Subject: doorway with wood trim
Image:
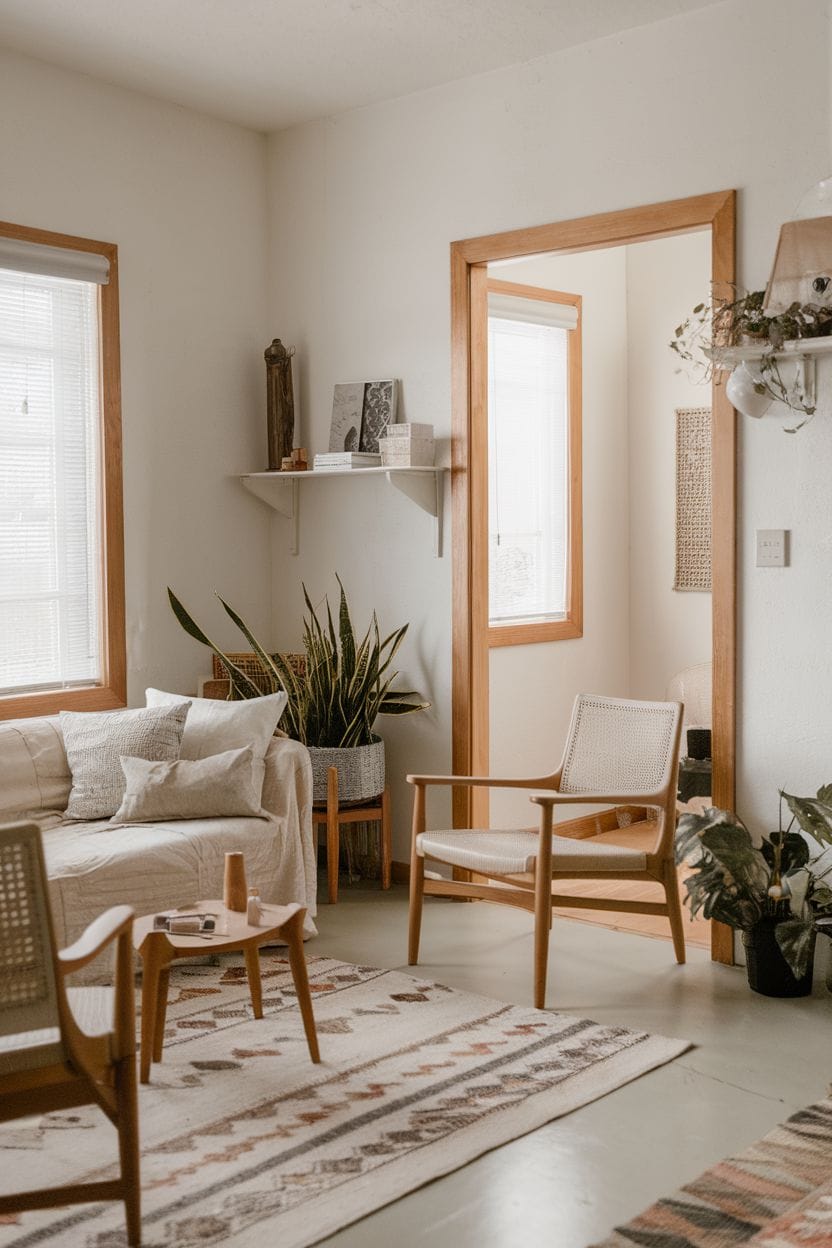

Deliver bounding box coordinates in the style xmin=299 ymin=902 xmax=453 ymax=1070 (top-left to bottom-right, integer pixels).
xmin=450 ymin=192 xmax=736 ymax=963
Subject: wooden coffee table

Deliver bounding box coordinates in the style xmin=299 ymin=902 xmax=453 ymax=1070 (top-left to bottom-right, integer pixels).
xmin=133 ymin=900 xmax=320 ymax=1083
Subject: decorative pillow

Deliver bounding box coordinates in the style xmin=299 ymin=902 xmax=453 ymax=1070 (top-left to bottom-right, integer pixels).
xmin=145 ymin=688 xmax=287 ymax=798
xmin=113 ymin=747 xmax=263 ymax=822
xmin=60 ymin=704 xmax=190 ymax=821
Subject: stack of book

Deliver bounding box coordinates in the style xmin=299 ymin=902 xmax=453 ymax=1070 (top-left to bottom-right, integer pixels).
xmin=312 ymin=452 xmax=382 ymax=471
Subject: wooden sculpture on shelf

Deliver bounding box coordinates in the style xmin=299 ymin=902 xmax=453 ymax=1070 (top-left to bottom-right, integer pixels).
xmin=264 ymin=338 xmax=295 ymax=469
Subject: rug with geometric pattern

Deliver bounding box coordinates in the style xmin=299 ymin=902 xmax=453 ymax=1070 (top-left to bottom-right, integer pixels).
xmin=592 ymin=1098 xmax=832 ymax=1248
xmin=0 ymin=955 xmax=690 ymax=1247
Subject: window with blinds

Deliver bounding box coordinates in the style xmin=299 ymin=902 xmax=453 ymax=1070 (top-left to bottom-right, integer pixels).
xmin=0 ymin=256 xmax=104 ymax=696
xmin=487 ymin=285 xmax=580 ymax=635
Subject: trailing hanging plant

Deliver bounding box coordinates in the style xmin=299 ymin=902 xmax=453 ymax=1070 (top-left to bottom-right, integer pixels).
xmin=670 ymin=286 xmax=832 ymax=431
xmin=676 ymin=787 xmax=832 ymax=978
xmin=168 ymin=577 xmax=430 ymax=748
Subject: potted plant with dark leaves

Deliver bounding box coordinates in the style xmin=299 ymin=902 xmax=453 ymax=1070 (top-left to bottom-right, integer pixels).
xmin=168 ymin=577 xmax=430 ymax=803
xmin=676 ymin=787 xmax=832 ymax=996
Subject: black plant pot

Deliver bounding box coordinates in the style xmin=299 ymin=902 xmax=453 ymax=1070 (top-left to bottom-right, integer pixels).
xmin=743 ymin=917 xmax=814 ymax=998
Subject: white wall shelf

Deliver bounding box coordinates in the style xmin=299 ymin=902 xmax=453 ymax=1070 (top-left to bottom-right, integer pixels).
xmin=241 ymin=466 xmax=448 ymax=557
xmin=707 ymin=335 xmax=832 ymax=368
xmin=707 ymin=336 xmax=832 ymax=412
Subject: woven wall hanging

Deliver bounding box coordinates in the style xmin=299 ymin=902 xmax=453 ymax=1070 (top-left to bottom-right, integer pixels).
xmin=674 ymin=406 xmax=711 ymax=592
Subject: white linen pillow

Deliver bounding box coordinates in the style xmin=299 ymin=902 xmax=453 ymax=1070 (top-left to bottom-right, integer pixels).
xmin=145 ymin=688 xmax=287 ymax=798
xmin=113 ymin=746 xmax=263 ymax=822
xmin=60 ymin=704 xmax=190 ymax=821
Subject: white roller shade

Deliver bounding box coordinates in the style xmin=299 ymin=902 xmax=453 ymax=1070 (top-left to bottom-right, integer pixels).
xmin=488 ymin=290 xmax=577 ymax=330
xmin=0 ymin=265 xmax=103 ymax=695
xmin=0 ymin=238 xmax=109 ymax=285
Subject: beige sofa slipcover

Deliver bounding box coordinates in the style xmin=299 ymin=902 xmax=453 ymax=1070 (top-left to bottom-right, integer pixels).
xmin=0 ymin=715 xmax=317 ymax=974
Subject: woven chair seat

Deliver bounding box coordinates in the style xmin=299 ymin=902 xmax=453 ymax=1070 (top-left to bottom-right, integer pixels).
xmin=66 ymin=987 xmax=114 ymax=1038
xmin=417 ymin=829 xmax=647 ymax=875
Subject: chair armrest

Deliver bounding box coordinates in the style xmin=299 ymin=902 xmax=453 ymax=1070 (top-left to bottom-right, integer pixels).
xmin=530 ymin=791 xmax=664 ymax=809
xmin=408 ymin=772 xmax=558 ymax=790
xmin=58 ymin=905 xmax=135 ymax=975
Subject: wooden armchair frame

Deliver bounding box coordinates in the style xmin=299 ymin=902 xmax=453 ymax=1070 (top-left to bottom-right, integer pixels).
xmin=0 ymin=823 xmax=140 ymax=1243
xmin=407 ymin=697 xmax=684 ymax=1008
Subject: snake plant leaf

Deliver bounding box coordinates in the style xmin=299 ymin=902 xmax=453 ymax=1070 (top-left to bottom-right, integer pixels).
xmin=379 ymin=698 xmax=431 ymax=714
xmin=216 ymin=595 xmax=282 ymax=688
xmin=781 ymin=789 xmax=832 ymax=849
xmin=167 ymin=589 xmax=262 ymax=699
xmin=775 ymin=917 xmax=816 ymax=978
xmin=336 ymin=574 xmax=356 ymax=678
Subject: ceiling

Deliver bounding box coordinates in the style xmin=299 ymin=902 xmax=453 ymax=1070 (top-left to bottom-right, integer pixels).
xmin=0 ymin=0 xmax=721 ymax=132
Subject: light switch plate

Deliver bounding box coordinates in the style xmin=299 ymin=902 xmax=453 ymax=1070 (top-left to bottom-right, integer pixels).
xmin=756 ymin=529 xmax=787 ymax=567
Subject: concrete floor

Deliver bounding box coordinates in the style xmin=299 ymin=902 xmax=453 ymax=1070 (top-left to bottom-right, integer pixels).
xmin=308 ymin=880 xmax=832 ymax=1248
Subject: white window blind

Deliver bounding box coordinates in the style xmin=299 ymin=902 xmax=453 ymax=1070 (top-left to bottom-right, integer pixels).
xmin=488 ymin=299 xmax=572 ymax=627
xmin=0 ymin=265 xmax=103 ymax=695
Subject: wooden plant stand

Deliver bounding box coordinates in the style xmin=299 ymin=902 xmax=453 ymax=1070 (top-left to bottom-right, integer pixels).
xmin=311 ymin=765 xmax=391 ymax=904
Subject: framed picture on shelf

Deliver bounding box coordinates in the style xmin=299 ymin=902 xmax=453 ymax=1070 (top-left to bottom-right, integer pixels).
xmin=360 ymin=380 xmax=398 ymax=452
xmin=329 ymin=382 xmax=365 ymax=452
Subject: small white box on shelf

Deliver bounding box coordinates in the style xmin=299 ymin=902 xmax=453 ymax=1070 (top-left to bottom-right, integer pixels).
xmin=378 ymin=435 xmax=435 ymax=467
xmin=384 ymin=422 xmax=434 ymax=440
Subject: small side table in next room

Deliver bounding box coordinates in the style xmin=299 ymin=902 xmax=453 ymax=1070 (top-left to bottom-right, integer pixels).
xmin=133 ymin=900 xmax=320 ymax=1083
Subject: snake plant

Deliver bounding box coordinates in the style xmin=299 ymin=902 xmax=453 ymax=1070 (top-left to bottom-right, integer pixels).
xmin=168 ymin=577 xmax=429 ymax=748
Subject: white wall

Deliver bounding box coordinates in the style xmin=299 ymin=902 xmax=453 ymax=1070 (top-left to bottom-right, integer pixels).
xmin=266 ymin=0 xmax=832 ymax=859
xmin=0 ymin=47 xmax=272 ymax=703
xmin=486 ymin=249 xmax=630 ymax=827
xmin=626 ymin=231 xmax=713 ymax=703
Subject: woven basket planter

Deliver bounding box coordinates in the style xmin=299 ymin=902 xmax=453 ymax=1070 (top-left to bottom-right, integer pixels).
xmin=307 ymin=736 xmax=385 ymax=805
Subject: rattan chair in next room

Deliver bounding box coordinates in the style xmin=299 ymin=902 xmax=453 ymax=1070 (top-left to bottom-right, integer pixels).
xmin=0 ymin=822 xmax=140 ymax=1243
xmin=407 ymin=694 xmax=685 ymax=1008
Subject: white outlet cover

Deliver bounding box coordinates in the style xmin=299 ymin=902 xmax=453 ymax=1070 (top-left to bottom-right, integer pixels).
xmin=756 ymin=529 xmax=787 ymax=567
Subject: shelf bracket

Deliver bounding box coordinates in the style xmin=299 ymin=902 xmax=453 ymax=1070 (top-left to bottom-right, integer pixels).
xmin=241 ymin=475 xmax=299 ymax=554
xmin=386 ymin=469 xmax=444 ymax=556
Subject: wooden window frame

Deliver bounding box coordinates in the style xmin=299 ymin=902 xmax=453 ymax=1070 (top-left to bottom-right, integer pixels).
xmin=0 ymin=220 xmax=125 ymax=720
xmin=485 ymin=277 xmax=582 ymax=648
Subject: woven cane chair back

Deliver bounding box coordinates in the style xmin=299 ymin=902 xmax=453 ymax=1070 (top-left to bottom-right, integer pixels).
xmin=0 ymin=823 xmax=63 ymax=1055
xmin=558 ymin=695 xmax=681 ymax=796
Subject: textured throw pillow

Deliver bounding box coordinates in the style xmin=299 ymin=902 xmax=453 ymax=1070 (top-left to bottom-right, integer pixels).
xmin=60 ymin=704 xmax=190 ymax=821
xmin=145 ymin=688 xmax=287 ymax=799
xmin=113 ymin=746 xmax=263 ymax=822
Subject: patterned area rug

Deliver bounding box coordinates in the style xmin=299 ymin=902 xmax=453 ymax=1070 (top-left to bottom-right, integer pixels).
xmin=0 ymin=955 xmax=689 ymax=1247
xmin=593 ymin=1098 xmax=832 ymax=1248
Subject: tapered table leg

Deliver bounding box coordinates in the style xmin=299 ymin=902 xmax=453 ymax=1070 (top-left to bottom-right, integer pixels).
xmin=285 ymin=914 xmax=321 ymax=1063
xmin=244 ymin=945 xmax=264 ymax=1019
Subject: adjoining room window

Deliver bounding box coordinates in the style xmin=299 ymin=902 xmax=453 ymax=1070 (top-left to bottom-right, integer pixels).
xmin=487 ymin=279 xmax=582 ymax=646
xmin=0 ymin=222 xmax=124 ymax=717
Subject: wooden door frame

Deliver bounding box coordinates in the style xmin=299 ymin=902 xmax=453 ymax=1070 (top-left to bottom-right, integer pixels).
xmin=450 ymin=190 xmax=736 ymax=964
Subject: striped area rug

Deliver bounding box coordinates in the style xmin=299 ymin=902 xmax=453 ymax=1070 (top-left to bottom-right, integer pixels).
xmin=594 ymin=1099 xmax=832 ymax=1248
xmin=0 ymin=954 xmax=688 ymax=1247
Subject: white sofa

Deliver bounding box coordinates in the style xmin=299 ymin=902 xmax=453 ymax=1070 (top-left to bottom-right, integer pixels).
xmin=0 ymin=714 xmax=318 ymax=966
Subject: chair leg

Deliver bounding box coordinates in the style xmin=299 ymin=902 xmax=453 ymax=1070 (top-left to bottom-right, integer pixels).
xmin=326 ymin=766 xmax=340 ymax=904
xmin=380 ymin=786 xmax=392 ymax=890
xmin=664 ymin=861 xmax=686 ymax=964
xmin=533 ymin=866 xmax=551 ymax=1009
xmin=408 ymin=782 xmax=426 ymax=965
xmin=115 ymin=1054 xmax=141 ymax=1246
xmin=533 ymin=803 xmax=553 ymax=1009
